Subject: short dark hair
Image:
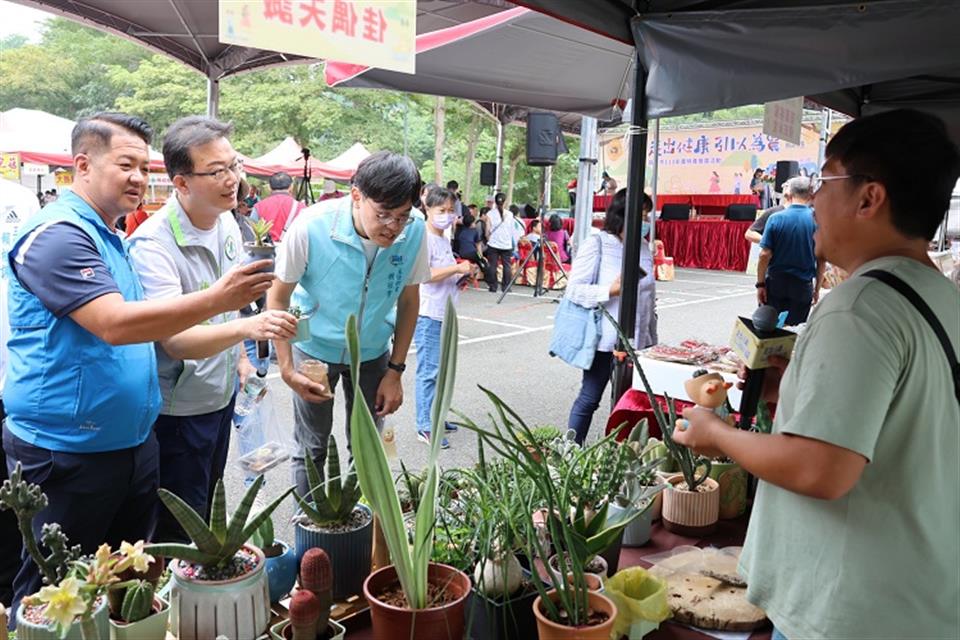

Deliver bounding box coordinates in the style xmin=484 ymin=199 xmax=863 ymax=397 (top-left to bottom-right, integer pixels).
xmin=826 ymin=109 xmax=960 ymax=240
xmin=423 ymin=184 xmax=454 ymax=209
xmin=71 ymin=112 xmax=153 ymax=156
xmin=352 ymin=150 xmax=421 ymax=210
xmin=602 ymin=189 xmax=653 ymax=236
xmin=480 ymin=206 xmax=491 ymax=216
xmin=468 ymin=204 xmax=478 ymax=211
xmin=462 ymin=213 xmax=475 ymax=226
xmin=509 ymin=204 xmax=519 ymax=215
xmin=549 ymin=214 xmax=563 ymax=232
xmin=530 ymin=219 xmax=541 ymax=230
xmin=269 ymin=172 xmax=293 ymax=191
xmin=163 ymin=116 xmax=233 ymax=179
xmin=446 ymin=180 xmax=459 ymax=190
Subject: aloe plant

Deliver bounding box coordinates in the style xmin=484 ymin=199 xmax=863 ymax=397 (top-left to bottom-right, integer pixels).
xmin=295 ymin=434 xmax=362 ymax=526
xmin=146 ymin=476 xmax=293 ymax=569
xmin=599 ymin=306 xmax=712 ymax=490
xmin=347 ymin=300 xmax=458 ymax=609
xmin=249 ymin=218 xmax=274 ymax=246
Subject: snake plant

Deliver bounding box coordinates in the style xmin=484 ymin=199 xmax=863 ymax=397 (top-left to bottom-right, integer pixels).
xmin=295 ymin=434 xmax=363 ymax=525
xmin=146 ymin=476 xmax=293 ymax=569
xmin=249 ymin=218 xmax=274 ymax=246
xmin=348 ymin=300 xmax=458 ymax=609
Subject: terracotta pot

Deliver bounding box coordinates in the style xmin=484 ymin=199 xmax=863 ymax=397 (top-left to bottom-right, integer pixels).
xmin=532 ymin=589 xmax=617 ymax=640
xmin=364 ymin=562 xmax=471 ymax=640
xmin=709 ymin=461 xmax=748 ymax=519
xmin=661 ymin=475 xmax=720 ymax=536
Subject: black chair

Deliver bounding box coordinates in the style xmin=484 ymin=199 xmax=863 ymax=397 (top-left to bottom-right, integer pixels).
xmin=725 ymin=203 xmax=758 ymax=221
xmin=660 ymin=203 xmax=691 ymax=220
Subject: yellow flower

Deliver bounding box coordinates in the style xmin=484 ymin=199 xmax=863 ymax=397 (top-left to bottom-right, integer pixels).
xmin=120 ymin=540 xmax=154 ymax=574
xmin=36 ymin=577 xmax=87 ymax=632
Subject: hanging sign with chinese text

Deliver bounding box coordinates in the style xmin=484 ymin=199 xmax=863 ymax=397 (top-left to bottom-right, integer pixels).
xmin=0 ymin=153 xmax=20 ymax=181
xmin=219 ymin=0 xmax=416 ymax=74
xmin=763 ymin=97 xmax=803 ymax=145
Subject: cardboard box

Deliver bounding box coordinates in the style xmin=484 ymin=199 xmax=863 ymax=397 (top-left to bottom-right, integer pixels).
xmin=730 ymin=316 xmax=797 ymax=369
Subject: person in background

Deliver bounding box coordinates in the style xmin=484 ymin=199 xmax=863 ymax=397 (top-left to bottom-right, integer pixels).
xmin=757 ymin=176 xmax=823 ymax=324
xmin=544 ymin=213 xmax=571 ymax=263
xmin=124 ymin=199 xmax=151 ymax=236
xmin=3 ymin=112 xmax=271 ymax=616
xmin=745 ymin=181 xmax=790 ymax=244
xmin=253 ymin=172 xmax=305 ymax=242
xmin=674 ymin=109 xmax=959 ymax=640
xmin=454 ymin=212 xmax=484 ymax=267
xmin=750 ymin=168 xmax=765 ymax=198
xmin=414 ymin=185 xmax=476 ymax=448
xmin=483 ymin=192 xmax=516 ymax=292
xmin=477 ymin=205 xmax=490 ymax=245
xmin=128 ymin=116 xmax=298 ymax=543
xmin=565 ymin=190 xmax=656 ymax=445
xmin=523 ymin=219 xmax=542 ymax=245
xmin=319 ymin=179 xmax=344 ymax=202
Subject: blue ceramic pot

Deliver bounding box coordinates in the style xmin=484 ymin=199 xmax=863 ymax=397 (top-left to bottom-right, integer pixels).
xmin=295 ymin=504 xmax=373 ymax=600
xmin=264 ymin=540 xmax=298 ymax=603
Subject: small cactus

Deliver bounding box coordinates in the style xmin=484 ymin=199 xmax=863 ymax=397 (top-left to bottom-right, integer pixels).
xmin=299 ymin=548 xmax=332 ymax=632
xmin=288 ymin=589 xmax=320 ymax=640
xmin=120 ymin=580 xmax=155 ymax=623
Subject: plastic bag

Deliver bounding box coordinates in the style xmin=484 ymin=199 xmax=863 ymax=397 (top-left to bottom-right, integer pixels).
xmin=605 ymin=566 xmax=671 ymax=639
xmin=233 ymin=382 xmax=295 ymax=476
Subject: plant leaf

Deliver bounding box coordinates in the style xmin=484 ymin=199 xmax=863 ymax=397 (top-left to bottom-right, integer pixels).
xmin=156 ymin=488 xmax=220 ymax=556
xmin=210 ymin=480 xmax=227 ymax=544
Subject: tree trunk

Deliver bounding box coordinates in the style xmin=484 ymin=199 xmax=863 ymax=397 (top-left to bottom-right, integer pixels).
xmin=506 ymin=153 xmax=523 ymax=208
xmin=462 ymin=115 xmax=480 ymax=205
xmin=433 ymin=96 xmax=446 ymax=184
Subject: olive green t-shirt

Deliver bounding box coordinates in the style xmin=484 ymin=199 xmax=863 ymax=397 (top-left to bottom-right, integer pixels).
xmin=739 ymin=256 xmax=960 ymax=639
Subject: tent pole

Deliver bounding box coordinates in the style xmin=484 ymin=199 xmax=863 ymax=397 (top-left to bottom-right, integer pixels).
xmin=572 ymin=116 xmax=598 ymax=254
xmin=611 ymin=57 xmax=648 ymax=406
xmin=495 ymin=108 xmax=505 ymax=193
xmin=817 ymin=107 xmax=832 ymax=170
xmin=206 ymin=74 xmax=220 ymax=119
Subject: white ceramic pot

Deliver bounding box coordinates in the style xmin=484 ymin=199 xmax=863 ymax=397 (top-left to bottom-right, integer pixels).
xmin=168 ymin=545 xmax=270 ymax=640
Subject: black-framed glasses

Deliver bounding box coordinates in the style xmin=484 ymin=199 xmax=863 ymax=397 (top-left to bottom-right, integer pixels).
xmin=186 ymin=159 xmax=244 ymax=182
xmin=812 ymin=174 xmax=872 ymax=194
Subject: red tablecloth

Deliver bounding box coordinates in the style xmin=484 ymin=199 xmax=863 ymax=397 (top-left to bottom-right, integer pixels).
xmin=594 ymin=194 xmax=614 ymax=212
xmin=655 ymin=219 xmax=751 ymax=271
xmin=657 ymin=194 xmax=759 ymax=217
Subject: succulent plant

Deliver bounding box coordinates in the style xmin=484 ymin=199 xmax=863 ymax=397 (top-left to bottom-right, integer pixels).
xmin=249 ymin=218 xmax=274 ymax=247
xmin=0 ymin=462 xmax=81 ymax=586
xmin=299 ymin=548 xmax=332 ymax=632
xmin=146 ymin=476 xmax=293 ymax=569
xmin=288 ymin=589 xmax=320 ymax=640
xmin=295 ymin=434 xmax=362 ymax=526
xmin=119 ymin=579 xmax=155 ymax=623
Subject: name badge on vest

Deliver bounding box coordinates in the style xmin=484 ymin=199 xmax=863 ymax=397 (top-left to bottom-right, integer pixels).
xmin=390 ymin=255 xmax=404 ymax=267
xmin=224 ymin=235 xmax=237 ymax=261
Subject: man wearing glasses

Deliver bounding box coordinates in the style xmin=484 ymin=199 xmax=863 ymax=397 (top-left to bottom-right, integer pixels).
xmin=128 ymin=116 xmax=298 ymax=542
xmin=3 ymin=112 xmax=274 ymax=612
xmin=675 ymin=110 xmax=960 ymax=639
xmin=268 ymin=151 xmax=429 ymax=498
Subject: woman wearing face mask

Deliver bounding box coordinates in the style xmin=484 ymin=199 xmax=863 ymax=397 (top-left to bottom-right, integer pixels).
xmin=414 ymin=185 xmax=477 ymax=448
xmin=563 ymin=188 xmax=657 ymax=445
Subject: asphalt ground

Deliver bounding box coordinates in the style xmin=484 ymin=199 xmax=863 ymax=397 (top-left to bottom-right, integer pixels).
xmin=222 ymin=267 xmax=760 ymax=544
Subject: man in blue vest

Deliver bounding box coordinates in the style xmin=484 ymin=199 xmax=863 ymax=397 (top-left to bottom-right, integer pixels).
xmin=267 ymin=151 xmax=430 ymax=497
xmin=2 ymin=112 xmax=274 ymax=612
xmin=129 ymin=116 xmax=298 ymax=543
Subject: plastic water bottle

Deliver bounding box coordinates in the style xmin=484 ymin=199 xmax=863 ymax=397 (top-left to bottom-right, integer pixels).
xmin=234 ymin=372 xmax=267 ymax=417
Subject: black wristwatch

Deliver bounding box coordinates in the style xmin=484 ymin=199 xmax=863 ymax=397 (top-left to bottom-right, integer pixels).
xmin=387 ymin=361 xmax=406 ymax=373
xmin=755 ymin=282 xmax=766 ymax=289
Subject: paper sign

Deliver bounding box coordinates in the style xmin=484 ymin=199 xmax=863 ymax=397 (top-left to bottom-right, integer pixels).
xmin=219 ymin=0 xmax=416 ymax=74
xmin=0 ymin=153 xmax=20 ymax=181
xmin=763 ymin=97 xmax=803 ymax=146
xmin=22 ymin=162 xmax=48 ymax=177
xmin=54 ymin=171 xmax=73 ymax=187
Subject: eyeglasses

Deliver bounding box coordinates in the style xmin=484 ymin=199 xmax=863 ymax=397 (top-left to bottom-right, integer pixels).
xmin=812 ymin=174 xmax=872 ymax=194
xmin=186 ymin=159 xmax=244 ymax=182
xmin=375 ymin=212 xmax=413 ymax=228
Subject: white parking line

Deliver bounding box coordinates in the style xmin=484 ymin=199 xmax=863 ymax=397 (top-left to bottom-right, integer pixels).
xmin=458 ymin=315 xmax=530 ymax=330
xmin=458 ymin=325 xmax=554 ymax=346
xmin=670 ymin=278 xmax=753 ymax=287
xmin=658 ymin=290 xmax=754 ymax=309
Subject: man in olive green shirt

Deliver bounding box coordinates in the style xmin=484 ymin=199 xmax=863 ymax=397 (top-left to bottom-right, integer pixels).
xmin=674 ymin=110 xmax=960 ymax=639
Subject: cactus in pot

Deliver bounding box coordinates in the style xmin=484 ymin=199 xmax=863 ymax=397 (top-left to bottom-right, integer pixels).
xmin=118 ymin=579 xmax=155 ymax=623
xmin=298 ymin=548 xmax=332 ymax=633
xmin=288 ymin=590 xmax=321 ymax=640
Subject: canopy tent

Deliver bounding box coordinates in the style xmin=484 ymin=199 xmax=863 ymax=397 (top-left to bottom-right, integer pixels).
xmin=9 ymin=0 xmax=515 ymax=115
xmin=243 ymin=138 xmax=369 ymax=181
xmin=0 ymin=108 xmax=166 ymax=170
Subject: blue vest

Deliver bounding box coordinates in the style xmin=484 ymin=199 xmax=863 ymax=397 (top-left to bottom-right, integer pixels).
xmin=4 ymin=191 xmax=161 ymax=453
xmin=292 ymin=198 xmax=425 ymax=364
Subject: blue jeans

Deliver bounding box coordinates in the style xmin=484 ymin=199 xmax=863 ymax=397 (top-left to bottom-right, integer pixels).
xmin=414 ymin=316 xmax=443 ymax=433
xmin=567 ymin=350 xmax=614 ymax=445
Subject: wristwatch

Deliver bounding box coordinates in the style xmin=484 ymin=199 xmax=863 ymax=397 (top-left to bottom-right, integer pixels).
xmin=387 ymin=361 xmax=407 ymax=373
xmin=755 ymin=282 xmax=766 ymax=289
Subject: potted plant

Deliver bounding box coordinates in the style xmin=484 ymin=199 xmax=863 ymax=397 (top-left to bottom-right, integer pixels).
xmin=288 ymin=304 xmax=314 ymax=343
xmin=601 ymin=307 xmax=720 ymax=536
xmin=457 ymin=396 xmax=641 ymax=640
xmin=516 ymin=425 xmax=562 ymax=462
xmin=709 ymin=456 xmax=748 ymax=519
xmin=105 ymin=543 xmax=170 ymax=640
xmin=245 ymin=218 xmax=275 ymax=272
xmin=145 ymin=476 xmax=293 ymax=640
xmin=250 ymin=515 xmax=298 ymax=604
xmin=0 ymin=463 xmax=108 ymax=640
xmin=349 ymin=303 xmax=472 ymax=640
xmin=293 ymin=433 xmax=373 ymax=600
xmin=613 ymin=419 xmax=667 ymax=546
xmin=269 ymin=551 xmax=346 ymax=640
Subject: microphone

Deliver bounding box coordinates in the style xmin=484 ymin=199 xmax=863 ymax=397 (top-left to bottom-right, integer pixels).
xmin=730 ymin=305 xmax=796 ymax=429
